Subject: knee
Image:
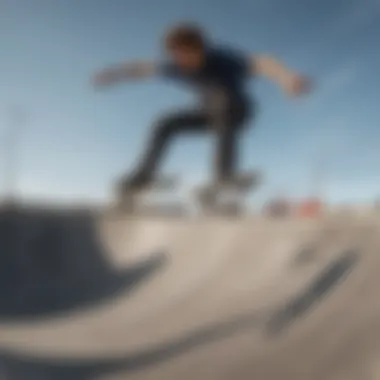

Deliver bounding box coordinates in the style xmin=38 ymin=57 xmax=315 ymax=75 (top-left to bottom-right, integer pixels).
xmin=211 ymin=99 xmax=250 ymax=128
xmin=229 ymin=101 xmax=250 ymax=126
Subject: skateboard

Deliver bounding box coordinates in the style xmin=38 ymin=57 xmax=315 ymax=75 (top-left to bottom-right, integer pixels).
xmin=193 ymin=171 xmax=262 ymax=215
xmin=114 ymin=175 xmax=179 ymax=214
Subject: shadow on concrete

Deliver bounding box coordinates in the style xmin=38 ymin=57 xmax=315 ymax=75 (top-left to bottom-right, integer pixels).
xmin=0 ymin=207 xmax=166 ymax=321
xmin=267 ymin=249 xmax=358 ymax=334
xmin=0 ymin=249 xmax=358 ymax=379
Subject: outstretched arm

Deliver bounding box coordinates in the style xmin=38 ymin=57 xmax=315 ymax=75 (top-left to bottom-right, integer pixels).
xmin=92 ymin=61 xmax=157 ymax=88
xmin=251 ymin=55 xmax=311 ymax=96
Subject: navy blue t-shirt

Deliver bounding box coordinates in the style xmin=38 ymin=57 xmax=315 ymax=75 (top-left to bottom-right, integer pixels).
xmin=160 ymin=46 xmax=251 ymax=102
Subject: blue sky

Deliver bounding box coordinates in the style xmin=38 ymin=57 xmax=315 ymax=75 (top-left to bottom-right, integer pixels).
xmin=1 ymin=0 xmax=380 ymax=204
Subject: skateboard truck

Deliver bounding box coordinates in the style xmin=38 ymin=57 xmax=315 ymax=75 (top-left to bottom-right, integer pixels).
xmin=194 ymin=171 xmax=262 ymax=216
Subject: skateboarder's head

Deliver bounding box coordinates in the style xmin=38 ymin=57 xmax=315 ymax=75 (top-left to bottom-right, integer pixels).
xmin=164 ymin=23 xmax=207 ymax=70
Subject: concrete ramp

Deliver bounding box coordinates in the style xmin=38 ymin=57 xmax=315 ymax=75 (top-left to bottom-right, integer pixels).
xmin=0 ymin=208 xmax=165 ymax=320
xmin=0 ymin=207 xmax=380 ymax=379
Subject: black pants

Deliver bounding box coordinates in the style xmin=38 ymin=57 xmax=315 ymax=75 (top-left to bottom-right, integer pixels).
xmin=133 ymin=97 xmax=251 ymax=182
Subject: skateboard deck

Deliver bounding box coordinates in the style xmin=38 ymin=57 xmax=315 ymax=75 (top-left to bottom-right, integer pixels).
xmin=114 ymin=175 xmax=179 ymax=213
xmin=194 ymin=171 xmax=262 ymax=215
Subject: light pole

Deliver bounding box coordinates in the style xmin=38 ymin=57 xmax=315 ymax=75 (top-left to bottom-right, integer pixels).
xmin=3 ymin=106 xmax=27 ymax=203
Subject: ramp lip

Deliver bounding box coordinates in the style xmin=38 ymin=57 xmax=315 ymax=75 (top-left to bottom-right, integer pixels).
xmin=0 ymin=253 xmax=167 ymax=323
xmin=0 ymin=206 xmax=167 ymax=322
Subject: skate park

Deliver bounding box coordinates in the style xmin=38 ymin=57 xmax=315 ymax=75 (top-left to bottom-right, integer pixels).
xmin=1 ymin=201 xmax=380 ymax=379
xmin=3 ymin=0 xmax=380 ymax=378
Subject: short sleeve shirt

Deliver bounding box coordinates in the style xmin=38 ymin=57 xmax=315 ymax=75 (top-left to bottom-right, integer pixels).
xmin=160 ymin=46 xmax=251 ymax=101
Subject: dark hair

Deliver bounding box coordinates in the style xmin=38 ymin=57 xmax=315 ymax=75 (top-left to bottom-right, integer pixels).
xmin=164 ymin=23 xmax=206 ymax=52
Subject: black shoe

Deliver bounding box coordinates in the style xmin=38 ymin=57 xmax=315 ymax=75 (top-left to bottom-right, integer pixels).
xmin=117 ymin=172 xmax=152 ymax=193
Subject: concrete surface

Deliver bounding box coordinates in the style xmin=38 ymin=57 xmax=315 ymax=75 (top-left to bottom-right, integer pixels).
xmin=0 ymin=206 xmax=380 ymax=379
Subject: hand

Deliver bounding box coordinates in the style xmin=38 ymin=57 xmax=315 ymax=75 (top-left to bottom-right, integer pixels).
xmin=284 ymin=74 xmax=312 ymax=97
xmin=92 ymin=68 xmax=117 ymax=89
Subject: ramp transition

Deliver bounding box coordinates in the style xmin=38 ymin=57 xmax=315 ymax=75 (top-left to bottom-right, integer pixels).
xmin=1 ymin=206 xmax=380 ymax=379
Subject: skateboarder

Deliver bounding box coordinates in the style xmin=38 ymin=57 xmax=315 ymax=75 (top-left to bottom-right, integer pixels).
xmin=93 ymin=23 xmax=311 ymax=191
